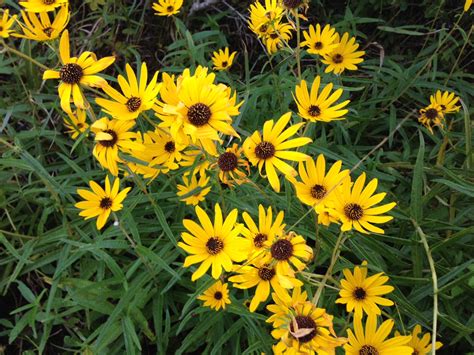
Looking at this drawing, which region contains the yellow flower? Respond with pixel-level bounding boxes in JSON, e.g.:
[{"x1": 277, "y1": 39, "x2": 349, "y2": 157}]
[
  {"x1": 344, "y1": 314, "x2": 412, "y2": 355},
  {"x1": 418, "y1": 103, "x2": 445, "y2": 134},
  {"x1": 465, "y1": 0, "x2": 472, "y2": 11},
  {"x1": 301, "y1": 24, "x2": 339, "y2": 56},
  {"x1": 293, "y1": 77, "x2": 350, "y2": 122},
  {"x1": 152, "y1": 0, "x2": 183, "y2": 16},
  {"x1": 211, "y1": 143, "x2": 250, "y2": 187},
  {"x1": 243, "y1": 112, "x2": 311, "y2": 193},
  {"x1": 336, "y1": 261, "x2": 394, "y2": 318},
  {"x1": 211, "y1": 48, "x2": 237, "y2": 71},
  {"x1": 264, "y1": 21, "x2": 293, "y2": 54},
  {"x1": 64, "y1": 108, "x2": 88, "y2": 139},
  {"x1": 176, "y1": 173, "x2": 211, "y2": 206},
  {"x1": 42, "y1": 30, "x2": 115, "y2": 114},
  {"x1": 197, "y1": 281, "x2": 231, "y2": 311},
  {"x1": 331, "y1": 173, "x2": 396, "y2": 234},
  {"x1": 16, "y1": 5, "x2": 69, "y2": 41},
  {"x1": 178, "y1": 204, "x2": 248, "y2": 281},
  {"x1": 322, "y1": 32, "x2": 365, "y2": 75},
  {"x1": 19, "y1": 0, "x2": 68, "y2": 13},
  {"x1": 397, "y1": 325, "x2": 442, "y2": 354},
  {"x1": 96, "y1": 63, "x2": 161, "y2": 120},
  {"x1": 75, "y1": 176, "x2": 131, "y2": 230},
  {"x1": 91, "y1": 117, "x2": 144, "y2": 176},
  {"x1": 429, "y1": 90, "x2": 460, "y2": 114},
  {"x1": 248, "y1": 0, "x2": 284, "y2": 38},
  {"x1": 0, "y1": 9, "x2": 17, "y2": 38}
]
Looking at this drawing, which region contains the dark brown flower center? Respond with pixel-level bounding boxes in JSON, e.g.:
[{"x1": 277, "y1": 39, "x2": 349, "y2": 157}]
[
  {"x1": 43, "y1": 0, "x2": 56, "y2": 4},
  {"x1": 308, "y1": 105, "x2": 321, "y2": 117},
  {"x1": 187, "y1": 103, "x2": 212, "y2": 126},
  {"x1": 258, "y1": 266, "x2": 275, "y2": 281},
  {"x1": 164, "y1": 141, "x2": 175, "y2": 153},
  {"x1": 412, "y1": 351, "x2": 419, "y2": 355},
  {"x1": 253, "y1": 233, "x2": 268, "y2": 248},
  {"x1": 126, "y1": 97, "x2": 141, "y2": 112},
  {"x1": 60, "y1": 63, "x2": 83, "y2": 84},
  {"x1": 289, "y1": 315, "x2": 317, "y2": 343},
  {"x1": 98, "y1": 129, "x2": 118, "y2": 148},
  {"x1": 271, "y1": 239, "x2": 293, "y2": 260},
  {"x1": 166, "y1": 5, "x2": 174, "y2": 11},
  {"x1": 314, "y1": 41, "x2": 323, "y2": 50},
  {"x1": 440, "y1": 104, "x2": 446, "y2": 111},
  {"x1": 260, "y1": 24, "x2": 268, "y2": 33},
  {"x1": 99, "y1": 197, "x2": 113, "y2": 209},
  {"x1": 425, "y1": 108, "x2": 438, "y2": 120},
  {"x1": 310, "y1": 184, "x2": 326, "y2": 200},
  {"x1": 221, "y1": 61, "x2": 228, "y2": 67},
  {"x1": 344, "y1": 203, "x2": 364, "y2": 221},
  {"x1": 359, "y1": 345, "x2": 379, "y2": 355},
  {"x1": 214, "y1": 291, "x2": 223, "y2": 300},
  {"x1": 353, "y1": 287, "x2": 366, "y2": 300},
  {"x1": 269, "y1": 33, "x2": 279, "y2": 39},
  {"x1": 218, "y1": 152, "x2": 238, "y2": 172},
  {"x1": 282, "y1": 0, "x2": 303, "y2": 9},
  {"x1": 206, "y1": 237, "x2": 224, "y2": 255},
  {"x1": 43, "y1": 27, "x2": 54, "y2": 37},
  {"x1": 254, "y1": 141, "x2": 275, "y2": 160},
  {"x1": 333, "y1": 53, "x2": 344, "y2": 64}
]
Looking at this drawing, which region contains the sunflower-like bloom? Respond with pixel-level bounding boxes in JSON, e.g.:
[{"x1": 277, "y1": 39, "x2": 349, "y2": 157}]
[
  {"x1": 152, "y1": 0, "x2": 183, "y2": 16},
  {"x1": 64, "y1": 109, "x2": 88, "y2": 139},
  {"x1": 294, "y1": 77, "x2": 350, "y2": 122},
  {"x1": 75, "y1": 176, "x2": 131, "y2": 230},
  {"x1": 331, "y1": 173, "x2": 396, "y2": 234},
  {"x1": 267, "y1": 287, "x2": 344, "y2": 354},
  {"x1": 301, "y1": 24, "x2": 339, "y2": 56},
  {"x1": 243, "y1": 112, "x2": 312, "y2": 193},
  {"x1": 91, "y1": 117, "x2": 144, "y2": 176},
  {"x1": 212, "y1": 48, "x2": 237, "y2": 71},
  {"x1": 465, "y1": 0, "x2": 472, "y2": 11},
  {"x1": 229, "y1": 257, "x2": 302, "y2": 312},
  {"x1": 336, "y1": 261, "x2": 394, "y2": 318},
  {"x1": 418, "y1": 103, "x2": 445, "y2": 134},
  {"x1": 43, "y1": 30, "x2": 115, "y2": 114},
  {"x1": 211, "y1": 144, "x2": 249, "y2": 186},
  {"x1": 322, "y1": 33, "x2": 365, "y2": 75},
  {"x1": 19, "y1": 0, "x2": 68, "y2": 13},
  {"x1": 248, "y1": 0, "x2": 284, "y2": 38},
  {"x1": 16, "y1": 5, "x2": 69, "y2": 41},
  {"x1": 242, "y1": 205, "x2": 285, "y2": 257},
  {"x1": 344, "y1": 314, "x2": 412, "y2": 355},
  {"x1": 176, "y1": 173, "x2": 211, "y2": 206},
  {"x1": 264, "y1": 21, "x2": 293, "y2": 54},
  {"x1": 197, "y1": 281, "x2": 231, "y2": 311},
  {"x1": 429, "y1": 90, "x2": 460, "y2": 114},
  {"x1": 96, "y1": 63, "x2": 160, "y2": 121},
  {"x1": 0, "y1": 10, "x2": 17, "y2": 38},
  {"x1": 396, "y1": 325, "x2": 442, "y2": 354},
  {"x1": 178, "y1": 204, "x2": 248, "y2": 281}
]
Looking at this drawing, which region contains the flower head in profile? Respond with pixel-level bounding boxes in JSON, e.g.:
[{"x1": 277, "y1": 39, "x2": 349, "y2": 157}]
[
  {"x1": 264, "y1": 21, "x2": 293, "y2": 54},
  {"x1": 429, "y1": 90, "x2": 460, "y2": 114},
  {"x1": 212, "y1": 48, "x2": 237, "y2": 71},
  {"x1": 301, "y1": 24, "x2": 339, "y2": 56},
  {"x1": 42, "y1": 30, "x2": 115, "y2": 114},
  {"x1": 418, "y1": 103, "x2": 445, "y2": 134},
  {"x1": 152, "y1": 0, "x2": 183, "y2": 16},
  {"x1": 19, "y1": 0, "x2": 68, "y2": 13},
  {"x1": 178, "y1": 204, "x2": 248, "y2": 281},
  {"x1": 211, "y1": 144, "x2": 249, "y2": 187},
  {"x1": 294, "y1": 76, "x2": 350, "y2": 122},
  {"x1": 16, "y1": 5, "x2": 69, "y2": 41},
  {"x1": 197, "y1": 281, "x2": 231, "y2": 311},
  {"x1": 64, "y1": 109, "x2": 88, "y2": 139},
  {"x1": 336, "y1": 261, "x2": 394, "y2": 318},
  {"x1": 75, "y1": 176, "x2": 131, "y2": 230},
  {"x1": 176, "y1": 173, "x2": 211, "y2": 206},
  {"x1": 243, "y1": 112, "x2": 311, "y2": 192},
  {"x1": 344, "y1": 314, "x2": 412, "y2": 355},
  {"x1": 322, "y1": 33, "x2": 365, "y2": 75},
  {"x1": 396, "y1": 325, "x2": 442, "y2": 355},
  {"x1": 96, "y1": 63, "x2": 161, "y2": 120},
  {"x1": 0, "y1": 10, "x2": 17, "y2": 38}
]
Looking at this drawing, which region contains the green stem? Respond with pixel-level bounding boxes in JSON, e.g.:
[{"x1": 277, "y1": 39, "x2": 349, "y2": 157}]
[
  {"x1": 1, "y1": 40, "x2": 49, "y2": 71},
  {"x1": 295, "y1": 12, "x2": 302, "y2": 80}
]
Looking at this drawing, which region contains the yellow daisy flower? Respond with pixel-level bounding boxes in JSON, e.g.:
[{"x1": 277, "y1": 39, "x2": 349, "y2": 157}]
[
  {"x1": 301, "y1": 24, "x2": 339, "y2": 56},
  {"x1": 293, "y1": 77, "x2": 350, "y2": 122},
  {"x1": 336, "y1": 261, "x2": 394, "y2": 318},
  {"x1": 0, "y1": 10, "x2": 17, "y2": 38},
  {"x1": 248, "y1": 0, "x2": 284, "y2": 38},
  {"x1": 322, "y1": 32, "x2": 365, "y2": 75},
  {"x1": 211, "y1": 143, "x2": 250, "y2": 186},
  {"x1": 64, "y1": 108, "x2": 88, "y2": 139},
  {"x1": 91, "y1": 117, "x2": 144, "y2": 176},
  {"x1": 16, "y1": 5, "x2": 69, "y2": 41},
  {"x1": 212, "y1": 48, "x2": 237, "y2": 71},
  {"x1": 197, "y1": 281, "x2": 231, "y2": 311},
  {"x1": 19, "y1": 0, "x2": 68, "y2": 13},
  {"x1": 96, "y1": 63, "x2": 160, "y2": 121},
  {"x1": 397, "y1": 325, "x2": 442, "y2": 354},
  {"x1": 429, "y1": 90, "x2": 460, "y2": 114},
  {"x1": 264, "y1": 21, "x2": 293, "y2": 54},
  {"x1": 465, "y1": 0, "x2": 472, "y2": 11},
  {"x1": 75, "y1": 176, "x2": 131, "y2": 230},
  {"x1": 152, "y1": 0, "x2": 183, "y2": 16},
  {"x1": 344, "y1": 314, "x2": 412, "y2": 355},
  {"x1": 178, "y1": 204, "x2": 248, "y2": 281},
  {"x1": 331, "y1": 173, "x2": 396, "y2": 234},
  {"x1": 176, "y1": 173, "x2": 211, "y2": 206},
  {"x1": 42, "y1": 30, "x2": 115, "y2": 114},
  {"x1": 418, "y1": 103, "x2": 445, "y2": 134},
  {"x1": 243, "y1": 112, "x2": 312, "y2": 193}
]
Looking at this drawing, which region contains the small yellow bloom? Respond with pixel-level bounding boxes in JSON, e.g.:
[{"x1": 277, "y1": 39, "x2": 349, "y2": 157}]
[
  {"x1": 429, "y1": 90, "x2": 460, "y2": 114},
  {"x1": 322, "y1": 32, "x2": 365, "y2": 75},
  {"x1": 301, "y1": 24, "x2": 339, "y2": 56},
  {"x1": 248, "y1": 0, "x2": 284, "y2": 39},
  {"x1": 211, "y1": 144, "x2": 250, "y2": 187},
  {"x1": 176, "y1": 173, "x2": 211, "y2": 206},
  {"x1": 19, "y1": 0, "x2": 69, "y2": 13},
  {"x1": 75, "y1": 176, "x2": 131, "y2": 230},
  {"x1": 263, "y1": 21, "x2": 293, "y2": 54},
  {"x1": 152, "y1": 0, "x2": 183, "y2": 16},
  {"x1": 197, "y1": 281, "x2": 231, "y2": 311},
  {"x1": 16, "y1": 5, "x2": 69, "y2": 41},
  {"x1": 396, "y1": 325, "x2": 443, "y2": 354},
  {"x1": 211, "y1": 48, "x2": 237, "y2": 71},
  {"x1": 418, "y1": 103, "x2": 445, "y2": 134},
  {"x1": 0, "y1": 10, "x2": 17, "y2": 38},
  {"x1": 64, "y1": 109, "x2": 88, "y2": 139}
]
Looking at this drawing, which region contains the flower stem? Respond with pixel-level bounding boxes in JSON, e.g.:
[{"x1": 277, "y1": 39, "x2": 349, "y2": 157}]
[
  {"x1": 1, "y1": 40, "x2": 49, "y2": 71},
  {"x1": 295, "y1": 11, "x2": 302, "y2": 80}
]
